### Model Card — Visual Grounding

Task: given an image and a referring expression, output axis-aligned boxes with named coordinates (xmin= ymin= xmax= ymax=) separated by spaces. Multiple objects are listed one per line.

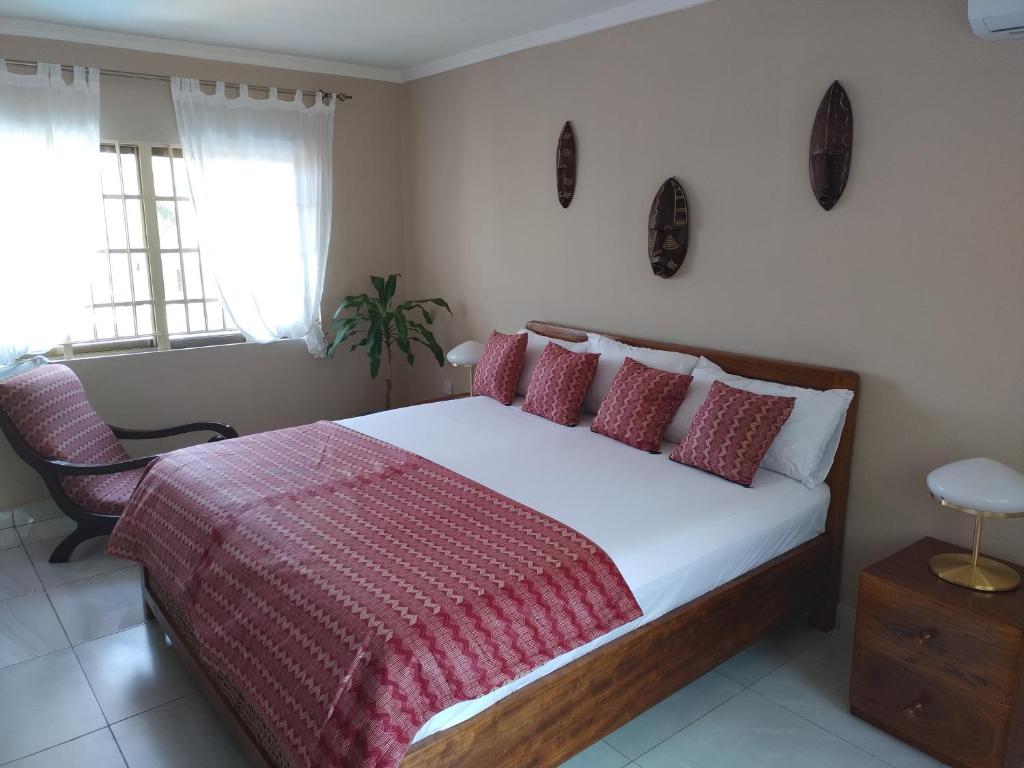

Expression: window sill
xmin=170 ymin=332 xmax=247 ymax=350
xmin=45 ymin=332 xmax=246 ymax=361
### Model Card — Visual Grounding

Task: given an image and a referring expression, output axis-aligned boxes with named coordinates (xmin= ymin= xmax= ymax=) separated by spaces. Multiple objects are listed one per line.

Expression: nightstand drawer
xmin=851 ymin=647 xmax=1011 ymax=768
xmin=857 ymin=573 xmax=1022 ymax=705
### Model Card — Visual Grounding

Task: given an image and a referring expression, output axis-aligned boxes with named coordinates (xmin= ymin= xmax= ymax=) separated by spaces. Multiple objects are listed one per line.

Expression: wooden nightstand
xmin=850 ymin=537 xmax=1024 ymax=768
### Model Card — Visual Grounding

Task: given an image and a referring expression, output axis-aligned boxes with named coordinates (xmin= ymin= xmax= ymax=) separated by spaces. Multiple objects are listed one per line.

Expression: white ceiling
xmin=0 ymin=0 xmax=708 ymax=82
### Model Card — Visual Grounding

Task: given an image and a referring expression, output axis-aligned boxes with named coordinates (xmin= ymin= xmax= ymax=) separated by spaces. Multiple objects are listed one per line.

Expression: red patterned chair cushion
xmin=0 ymin=364 xmax=137 ymax=513
xmin=474 ymin=331 xmax=528 ymax=405
xmin=591 ymin=357 xmax=692 ymax=452
xmin=522 ymin=343 xmax=600 ymax=426
xmin=670 ymin=380 xmax=795 ymax=486
xmin=61 ymin=469 xmax=145 ymax=515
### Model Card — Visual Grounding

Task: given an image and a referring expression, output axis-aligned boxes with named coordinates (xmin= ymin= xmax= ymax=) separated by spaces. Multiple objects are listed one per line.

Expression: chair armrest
xmin=110 ymin=422 xmax=239 ymax=442
xmin=46 ymin=455 xmax=157 ymax=476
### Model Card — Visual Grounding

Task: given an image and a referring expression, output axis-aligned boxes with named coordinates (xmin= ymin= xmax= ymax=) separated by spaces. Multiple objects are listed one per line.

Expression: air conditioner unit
xmin=968 ymin=0 xmax=1024 ymax=40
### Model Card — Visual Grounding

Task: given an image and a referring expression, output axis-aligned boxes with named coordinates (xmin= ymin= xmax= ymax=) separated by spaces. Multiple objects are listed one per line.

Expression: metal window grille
xmin=66 ymin=142 xmax=237 ymax=357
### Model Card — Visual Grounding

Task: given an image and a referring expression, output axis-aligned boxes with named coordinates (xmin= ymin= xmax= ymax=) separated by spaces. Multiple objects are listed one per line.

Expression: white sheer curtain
xmin=0 ymin=61 xmax=101 ymax=365
xmin=171 ymin=79 xmax=335 ymax=356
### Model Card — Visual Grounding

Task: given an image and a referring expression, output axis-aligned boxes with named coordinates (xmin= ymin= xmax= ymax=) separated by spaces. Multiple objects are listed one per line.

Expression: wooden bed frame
xmin=141 ymin=320 xmax=860 ymax=768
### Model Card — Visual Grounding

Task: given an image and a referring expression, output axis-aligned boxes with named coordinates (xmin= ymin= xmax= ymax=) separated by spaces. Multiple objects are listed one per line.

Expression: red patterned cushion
xmin=591 ymin=357 xmax=692 ymax=452
xmin=522 ymin=343 xmax=600 ymax=426
xmin=0 ymin=364 xmax=137 ymax=512
xmin=670 ymin=380 xmax=795 ymax=486
xmin=474 ymin=331 xmax=528 ymax=405
xmin=62 ymin=469 xmax=145 ymax=515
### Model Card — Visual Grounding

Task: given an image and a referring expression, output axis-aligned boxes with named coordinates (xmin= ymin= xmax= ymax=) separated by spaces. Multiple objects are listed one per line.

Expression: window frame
xmin=51 ymin=140 xmax=243 ymax=360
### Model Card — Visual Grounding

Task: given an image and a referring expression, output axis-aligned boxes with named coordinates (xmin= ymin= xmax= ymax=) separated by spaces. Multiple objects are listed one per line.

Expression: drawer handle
xmin=914 ymin=631 xmax=933 ymax=645
xmin=903 ymin=702 xmax=924 ymax=718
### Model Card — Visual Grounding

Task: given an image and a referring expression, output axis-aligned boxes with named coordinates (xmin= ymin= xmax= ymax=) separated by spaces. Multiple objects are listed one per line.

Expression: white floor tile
xmin=25 ymin=535 xmax=134 ymax=589
xmin=559 ymin=740 xmax=632 ymax=768
xmin=715 ymin=618 xmax=827 ymax=687
xmin=0 ymin=546 xmax=43 ymax=600
xmin=16 ymin=515 xmax=76 ymax=546
xmin=604 ymin=672 xmax=743 ymax=759
xmin=0 ymin=649 xmax=106 ymax=764
xmin=0 ymin=512 xmax=951 ymax=768
xmin=0 ymin=526 xmax=20 ymax=551
xmin=12 ymin=501 xmax=62 ymax=527
xmin=76 ymin=622 xmax=196 ymax=723
xmin=2 ymin=728 xmax=126 ymax=768
xmin=753 ymin=633 xmax=943 ymax=768
xmin=0 ymin=591 xmax=69 ymax=669
xmin=635 ymin=690 xmax=889 ymax=768
xmin=47 ymin=567 xmax=145 ymax=645
xmin=111 ymin=693 xmax=252 ymax=768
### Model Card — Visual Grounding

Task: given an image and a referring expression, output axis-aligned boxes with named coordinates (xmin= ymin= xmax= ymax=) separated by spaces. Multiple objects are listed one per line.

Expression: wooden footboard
xmin=402 ymin=534 xmax=832 ymax=767
xmin=143 ymin=533 xmax=833 ymax=768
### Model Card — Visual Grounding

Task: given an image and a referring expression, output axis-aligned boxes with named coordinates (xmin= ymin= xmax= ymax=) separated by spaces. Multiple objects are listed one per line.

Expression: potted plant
xmin=327 ymin=274 xmax=451 ymax=410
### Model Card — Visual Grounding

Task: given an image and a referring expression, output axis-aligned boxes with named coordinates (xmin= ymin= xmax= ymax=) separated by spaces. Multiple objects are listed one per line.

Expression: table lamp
xmin=446 ymin=340 xmax=484 ymax=395
xmin=927 ymin=458 xmax=1024 ymax=592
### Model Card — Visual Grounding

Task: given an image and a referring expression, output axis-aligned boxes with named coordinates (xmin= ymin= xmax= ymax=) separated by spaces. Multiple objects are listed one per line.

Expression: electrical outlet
xmin=442 ymin=379 xmax=453 ymax=395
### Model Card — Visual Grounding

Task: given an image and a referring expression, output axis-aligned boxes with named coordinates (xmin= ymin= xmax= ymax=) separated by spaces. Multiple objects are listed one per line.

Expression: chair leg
xmin=48 ymin=526 xmax=102 ymax=564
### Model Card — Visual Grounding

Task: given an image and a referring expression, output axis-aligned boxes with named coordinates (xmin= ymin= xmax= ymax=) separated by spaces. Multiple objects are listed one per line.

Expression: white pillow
xmin=583 ymin=333 xmax=699 ymax=414
xmin=666 ymin=357 xmax=853 ymax=487
xmin=516 ymin=329 xmax=588 ymax=396
xmin=664 ymin=358 xmax=718 ymax=444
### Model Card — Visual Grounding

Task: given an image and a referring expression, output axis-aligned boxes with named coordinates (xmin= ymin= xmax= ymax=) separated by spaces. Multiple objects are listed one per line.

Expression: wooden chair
xmin=0 ymin=362 xmax=237 ymax=563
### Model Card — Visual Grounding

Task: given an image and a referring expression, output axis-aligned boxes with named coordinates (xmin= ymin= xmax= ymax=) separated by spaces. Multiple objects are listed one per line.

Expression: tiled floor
xmin=0 ymin=500 xmax=946 ymax=767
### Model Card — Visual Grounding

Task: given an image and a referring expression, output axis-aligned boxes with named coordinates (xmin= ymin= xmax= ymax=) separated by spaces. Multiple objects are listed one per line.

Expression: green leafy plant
xmin=327 ymin=274 xmax=451 ymax=410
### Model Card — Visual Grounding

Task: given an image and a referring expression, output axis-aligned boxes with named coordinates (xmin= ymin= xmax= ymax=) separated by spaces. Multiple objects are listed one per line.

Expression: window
xmin=149 ymin=146 xmax=232 ymax=338
xmin=66 ymin=141 xmax=238 ymax=356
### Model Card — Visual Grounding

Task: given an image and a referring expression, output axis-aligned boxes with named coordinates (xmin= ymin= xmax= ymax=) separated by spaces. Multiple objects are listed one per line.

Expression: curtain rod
xmin=3 ymin=59 xmax=353 ymax=102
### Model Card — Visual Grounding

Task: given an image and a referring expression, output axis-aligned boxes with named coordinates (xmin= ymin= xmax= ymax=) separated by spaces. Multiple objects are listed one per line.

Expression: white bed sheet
xmin=339 ymin=396 xmax=830 ymax=741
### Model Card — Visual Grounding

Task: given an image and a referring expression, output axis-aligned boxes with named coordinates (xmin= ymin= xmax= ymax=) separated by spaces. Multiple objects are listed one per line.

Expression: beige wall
xmin=403 ymin=0 xmax=1024 ymax=604
xmin=0 ymin=35 xmax=414 ymax=507
xmin=3 ymin=1 xmax=1023 ymax=605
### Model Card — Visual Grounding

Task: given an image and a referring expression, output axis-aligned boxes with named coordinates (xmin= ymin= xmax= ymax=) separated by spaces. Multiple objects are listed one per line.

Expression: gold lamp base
xmin=930 ymin=553 xmax=1021 ymax=592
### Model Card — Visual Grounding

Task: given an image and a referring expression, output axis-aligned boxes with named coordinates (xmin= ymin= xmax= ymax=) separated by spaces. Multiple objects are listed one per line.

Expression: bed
xmin=133 ymin=321 xmax=860 ymax=767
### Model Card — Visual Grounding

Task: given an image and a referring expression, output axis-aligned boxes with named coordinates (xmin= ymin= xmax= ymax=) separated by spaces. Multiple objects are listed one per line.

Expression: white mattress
xmin=339 ymin=396 xmax=829 ymax=741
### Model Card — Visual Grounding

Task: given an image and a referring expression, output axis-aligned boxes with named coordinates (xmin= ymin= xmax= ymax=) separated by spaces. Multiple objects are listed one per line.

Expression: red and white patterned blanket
xmin=108 ymin=421 xmax=640 ymax=768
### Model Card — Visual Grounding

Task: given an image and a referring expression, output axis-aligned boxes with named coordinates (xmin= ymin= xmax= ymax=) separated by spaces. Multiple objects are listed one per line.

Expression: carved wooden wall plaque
xmin=556 ymin=121 xmax=576 ymax=208
xmin=648 ymin=177 xmax=689 ymax=278
xmin=809 ymin=80 xmax=853 ymax=211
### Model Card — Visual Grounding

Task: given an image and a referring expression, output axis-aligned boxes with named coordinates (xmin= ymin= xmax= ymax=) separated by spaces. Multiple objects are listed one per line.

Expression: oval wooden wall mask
xmin=809 ymin=80 xmax=853 ymax=211
xmin=556 ymin=121 xmax=576 ymax=208
xmin=648 ymin=177 xmax=689 ymax=278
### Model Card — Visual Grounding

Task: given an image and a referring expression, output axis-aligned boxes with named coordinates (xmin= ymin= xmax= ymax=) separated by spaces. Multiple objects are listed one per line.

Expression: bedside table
xmin=850 ymin=537 xmax=1024 ymax=768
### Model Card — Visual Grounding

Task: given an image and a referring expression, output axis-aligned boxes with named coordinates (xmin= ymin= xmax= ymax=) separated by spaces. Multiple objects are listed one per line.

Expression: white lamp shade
xmin=927 ymin=458 xmax=1024 ymax=517
xmin=447 ymin=340 xmax=484 ymax=367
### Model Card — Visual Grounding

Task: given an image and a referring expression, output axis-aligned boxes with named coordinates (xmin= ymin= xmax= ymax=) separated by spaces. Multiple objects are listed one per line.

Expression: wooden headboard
xmin=526 ymin=320 xmax=860 ymax=612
